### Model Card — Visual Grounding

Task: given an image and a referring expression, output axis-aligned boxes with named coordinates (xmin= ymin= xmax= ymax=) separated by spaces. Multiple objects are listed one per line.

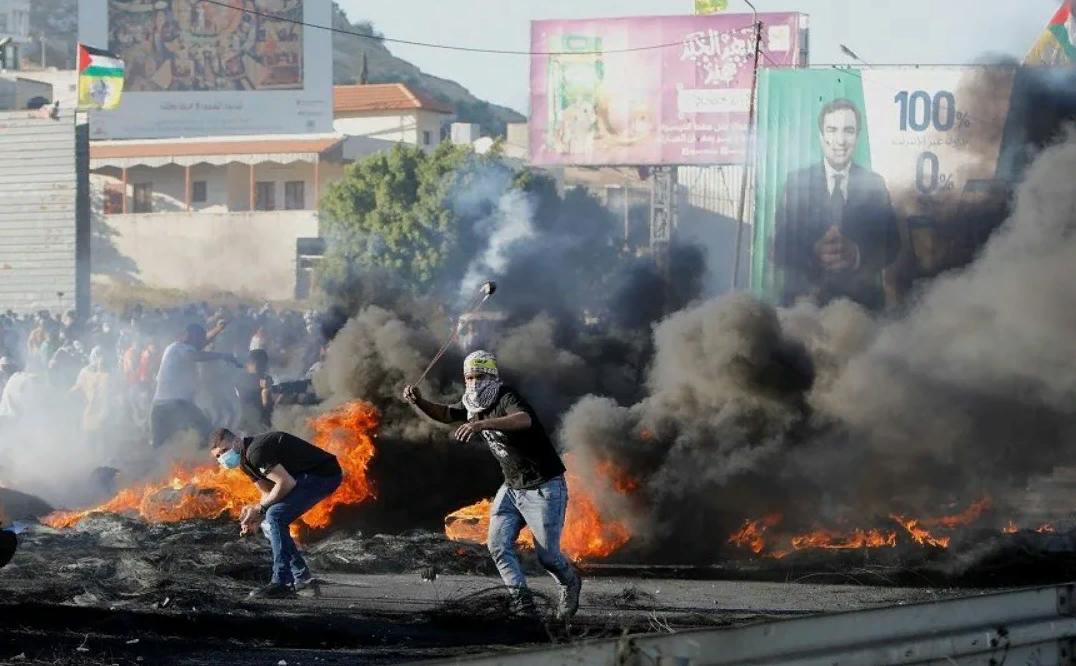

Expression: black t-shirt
xmin=239 ymin=431 xmax=341 ymax=483
xmin=449 ymin=386 xmax=566 ymax=490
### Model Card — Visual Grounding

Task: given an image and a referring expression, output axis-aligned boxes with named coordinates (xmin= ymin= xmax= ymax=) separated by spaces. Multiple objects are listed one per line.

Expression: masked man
xmin=209 ymin=428 xmax=342 ymax=598
xmin=402 ymin=350 xmax=582 ymax=620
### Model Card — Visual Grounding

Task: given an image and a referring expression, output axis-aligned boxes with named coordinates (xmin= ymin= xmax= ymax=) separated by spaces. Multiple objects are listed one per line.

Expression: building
xmin=333 ymin=83 xmax=453 ymax=152
xmin=0 ymin=68 xmax=76 ymax=111
xmin=0 ymin=0 xmax=30 ymax=69
xmin=89 ymin=82 xmax=453 ymax=301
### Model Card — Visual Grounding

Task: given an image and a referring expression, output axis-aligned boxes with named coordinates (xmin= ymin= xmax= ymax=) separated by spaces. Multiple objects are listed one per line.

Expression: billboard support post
xmin=731 ymin=15 xmax=763 ymax=290
xmin=650 ymin=166 xmax=678 ymax=299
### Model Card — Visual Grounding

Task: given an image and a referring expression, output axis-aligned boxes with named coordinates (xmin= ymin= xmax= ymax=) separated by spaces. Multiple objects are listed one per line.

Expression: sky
xmin=336 ymin=0 xmax=1060 ymax=115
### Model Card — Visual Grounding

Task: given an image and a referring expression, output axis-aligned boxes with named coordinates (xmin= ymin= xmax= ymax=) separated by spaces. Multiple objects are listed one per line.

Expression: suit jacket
xmin=772 ymin=163 xmax=900 ymax=311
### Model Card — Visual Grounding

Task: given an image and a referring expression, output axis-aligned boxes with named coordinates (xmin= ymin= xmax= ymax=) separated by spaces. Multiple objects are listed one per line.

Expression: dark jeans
xmin=260 ymin=473 xmax=342 ymax=585
xmin=150 ymin=400 xmax=213 ymax=449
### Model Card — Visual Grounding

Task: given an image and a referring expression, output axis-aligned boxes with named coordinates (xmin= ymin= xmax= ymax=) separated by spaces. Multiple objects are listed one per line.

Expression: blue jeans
xmin=488 ymin=475 xmax=576 ymax=590
xmin=260 ymin=473 xmax=341 ymax=585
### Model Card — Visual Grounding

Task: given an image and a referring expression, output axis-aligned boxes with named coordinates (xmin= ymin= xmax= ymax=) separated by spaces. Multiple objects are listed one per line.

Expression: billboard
xmin=751 ymin=66 xmax=1023 ymax=312
xmin=78 ymin=0 xmax=333 ymax=139
xmin=529 ymin=13 xmax=807 ymax=166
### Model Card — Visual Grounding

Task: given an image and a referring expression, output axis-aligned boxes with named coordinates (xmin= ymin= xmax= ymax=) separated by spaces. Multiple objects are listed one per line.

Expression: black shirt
xmin=239 ymin=431 xmax=341 ymax=483
xmin=449 ymin=386 xmax=566 ymax=489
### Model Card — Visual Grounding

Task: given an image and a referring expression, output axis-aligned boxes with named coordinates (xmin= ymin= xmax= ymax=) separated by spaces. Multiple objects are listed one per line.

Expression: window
xmin=423 ymin=130 xmax=431 ymax=146
xmin=255 ymin=181 xmax=275 ymax=211
xmin=191 ymin=180 xmax=207 ymax=203
xmin=132 ymin=183 xmax=153 ymax=213
xmin=103 ymin=183 xmax=123 ymax=215
xmin=284 ymin=181 xmax=305 ymax=210
xmin=0 ymin=14 xmax=8 ymax=32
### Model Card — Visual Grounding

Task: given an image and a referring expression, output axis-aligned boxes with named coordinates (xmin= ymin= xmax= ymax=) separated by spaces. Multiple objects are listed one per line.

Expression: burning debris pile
xmin=444 ymin=453 xmax=637 ymax=561
xmin=0 ymin=514 xmax=526 ymax=611
xmin=44 ymin=401 xmax=379 ymax=536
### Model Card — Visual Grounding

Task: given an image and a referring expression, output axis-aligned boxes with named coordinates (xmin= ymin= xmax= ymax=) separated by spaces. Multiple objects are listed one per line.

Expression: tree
xmin=318 ymin=143 xmax=628 ymax=308
xmin=319 ymin=142 xmax=472 ymax=293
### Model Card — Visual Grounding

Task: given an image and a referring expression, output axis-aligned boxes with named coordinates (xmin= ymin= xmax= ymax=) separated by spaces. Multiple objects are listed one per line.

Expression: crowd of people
xmin=0 ymin=302 xmax=582 ymax=620
xmin=0 ymin=302 xmax=327 ymax=453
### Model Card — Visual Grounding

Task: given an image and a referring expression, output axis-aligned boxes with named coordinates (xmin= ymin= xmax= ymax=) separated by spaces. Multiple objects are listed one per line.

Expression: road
xmin=0 ymin=573 xmax=982 ymax=666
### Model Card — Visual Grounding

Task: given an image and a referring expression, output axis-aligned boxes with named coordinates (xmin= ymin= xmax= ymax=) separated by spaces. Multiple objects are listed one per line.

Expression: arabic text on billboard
xmin=529 ymin=13 xmax=805 ymax=166
xmin=79 ymin=0 xmax=333 ymax=139
xmin=751 ymin=66 xmax=1019 ymax=312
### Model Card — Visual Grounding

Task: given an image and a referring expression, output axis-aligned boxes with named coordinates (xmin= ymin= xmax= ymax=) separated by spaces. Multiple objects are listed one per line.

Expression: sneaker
xmin=556 ymin=574 xmax=582 ymax=621
xmin=294 ymin=575 xmax=321 ymax=597
xmin=509 ymin=589 xmax=538 ymax=617
xmin=248 ymin=583 xmax=297 ymax=599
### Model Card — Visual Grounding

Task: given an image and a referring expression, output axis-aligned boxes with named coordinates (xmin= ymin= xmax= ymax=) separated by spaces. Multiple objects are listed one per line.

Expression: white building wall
xmin=102 ymin=210 xmax=319 ymax=301
xmin=415 ymin=110 xmax=445 ymax=151
xmin=334 ymin=111 xmax=418 ymax=145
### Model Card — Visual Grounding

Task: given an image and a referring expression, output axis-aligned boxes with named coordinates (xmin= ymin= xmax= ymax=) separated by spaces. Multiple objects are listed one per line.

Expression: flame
xmin=444 ymin=455 xmax=635 ymax=561
xmin=1003 ymin=520 xmax=1019 ymax=534
xmin=728 ymin=508 xmax=963 ymax=557
xmin=728 ymin=514 xmax=782 ymax=554
xmin=789 ymin=528 xmax=897 ymax=551
xmin=1036 ymin=523 xmax=1057 ymax=534
xmin=302 ymin=401 xmax=378 ymax=530
xmin=925 ymin=496 xmax=991 ymax=528
xmin=43 ymin=401 xmax=380 ymax=535
xmin=889 ymin=515 xmax=950 ymax=548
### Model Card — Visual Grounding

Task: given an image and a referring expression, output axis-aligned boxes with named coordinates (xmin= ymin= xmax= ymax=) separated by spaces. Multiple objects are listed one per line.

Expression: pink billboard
xmin=530 ymin=13 xmax=807 ymax=166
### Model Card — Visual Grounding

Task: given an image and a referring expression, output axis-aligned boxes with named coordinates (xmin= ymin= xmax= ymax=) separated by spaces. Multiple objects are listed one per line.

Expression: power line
xmin=197 ymin=0 xmax=755 ymax=56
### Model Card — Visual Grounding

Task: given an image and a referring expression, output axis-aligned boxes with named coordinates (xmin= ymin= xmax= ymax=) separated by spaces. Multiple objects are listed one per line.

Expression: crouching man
xmin=402 ymin=350 xmax=582 ymax=620
xmin=209 ymin=428 xmax=342 ymax=598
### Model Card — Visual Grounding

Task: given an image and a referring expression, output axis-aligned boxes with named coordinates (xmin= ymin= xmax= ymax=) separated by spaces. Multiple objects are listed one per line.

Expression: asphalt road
xmin=0 ymin=573 xmax=983 ymax=666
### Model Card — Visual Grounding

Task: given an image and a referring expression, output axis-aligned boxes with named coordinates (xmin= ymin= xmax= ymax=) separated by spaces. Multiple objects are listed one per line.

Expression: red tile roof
xmin=333 ymin=83 xmax=453 ymax=115
xmin=90 ymin=137 xmax=344 ymax=159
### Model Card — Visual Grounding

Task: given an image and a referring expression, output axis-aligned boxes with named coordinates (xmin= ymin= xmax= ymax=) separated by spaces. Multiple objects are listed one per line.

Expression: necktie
xmin=830 ymin=174 xmax=845 ymax=224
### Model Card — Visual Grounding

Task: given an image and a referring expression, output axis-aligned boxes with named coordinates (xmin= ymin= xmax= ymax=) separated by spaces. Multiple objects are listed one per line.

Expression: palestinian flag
xmin=1025 ymin=1 xmax=1076 ymax=65
xmin=77 ymin=44 xmax=125 ymax=110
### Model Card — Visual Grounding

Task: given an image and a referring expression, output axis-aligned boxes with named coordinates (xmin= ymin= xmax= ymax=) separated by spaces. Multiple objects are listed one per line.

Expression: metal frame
xmin=412 ymin=583 xmax=1076 ymax=666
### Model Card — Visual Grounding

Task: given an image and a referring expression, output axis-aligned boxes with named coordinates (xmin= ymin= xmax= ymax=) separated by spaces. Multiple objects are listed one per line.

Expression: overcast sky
xmin=335 ymin=0 xmax=1058 ymax=115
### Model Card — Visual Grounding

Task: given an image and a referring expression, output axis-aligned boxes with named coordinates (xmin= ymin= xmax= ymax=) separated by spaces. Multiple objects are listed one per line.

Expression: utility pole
xmin=731 ymin=6 xmax=762 ymax=291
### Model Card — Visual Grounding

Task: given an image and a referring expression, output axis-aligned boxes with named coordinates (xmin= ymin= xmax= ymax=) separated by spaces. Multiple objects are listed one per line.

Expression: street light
xmin=731 ymin=0 xmax=761 ymax=290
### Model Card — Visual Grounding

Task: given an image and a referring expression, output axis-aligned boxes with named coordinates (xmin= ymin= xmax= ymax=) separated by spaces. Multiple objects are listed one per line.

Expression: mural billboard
xmin=529 ymin=13 xmax=808 ymax=166
xmin=751 ymin=66 xmax=1025 ymax=312
xmin=78 ymin=0 xmax=333 ymax=139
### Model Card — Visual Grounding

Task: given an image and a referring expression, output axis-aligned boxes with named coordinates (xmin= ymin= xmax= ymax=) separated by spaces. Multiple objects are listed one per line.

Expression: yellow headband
xmin=466 ymin=358 xmax=498 ymax=371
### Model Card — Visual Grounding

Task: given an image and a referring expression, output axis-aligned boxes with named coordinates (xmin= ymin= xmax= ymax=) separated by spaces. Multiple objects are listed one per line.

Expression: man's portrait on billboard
xmin=108 ymin=0 xmax=304 ymax=92
xmin=772 ymin=97 xmax=901 ymax=311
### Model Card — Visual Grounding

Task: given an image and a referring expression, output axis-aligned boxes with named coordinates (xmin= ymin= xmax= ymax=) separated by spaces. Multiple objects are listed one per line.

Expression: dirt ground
xmin=0 ymin=573 xmax=980 ymax=666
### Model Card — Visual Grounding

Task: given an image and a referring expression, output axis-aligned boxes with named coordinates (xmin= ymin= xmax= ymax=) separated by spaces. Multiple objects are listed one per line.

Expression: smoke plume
xmin=560 ymin=122 xmax=1076 ymax=562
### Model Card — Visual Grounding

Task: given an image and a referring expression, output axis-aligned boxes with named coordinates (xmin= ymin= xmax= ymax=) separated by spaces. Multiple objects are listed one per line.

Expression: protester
xmin=239 ymin=349 xmax=274 ymax=431
xmin=402 ymin=350 xmax=582 ymax=620
xmin=150 ymin=321 xmax=240 ymax=449
xmin=209 ymin=427 xmax=342 ymax=598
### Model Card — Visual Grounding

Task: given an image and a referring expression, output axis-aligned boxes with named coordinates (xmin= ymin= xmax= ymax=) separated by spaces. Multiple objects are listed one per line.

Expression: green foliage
xmin=319 ymin=144 xmax=625 ymax=308
xmin=319 ymin=142 xmax=473 ymax=292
